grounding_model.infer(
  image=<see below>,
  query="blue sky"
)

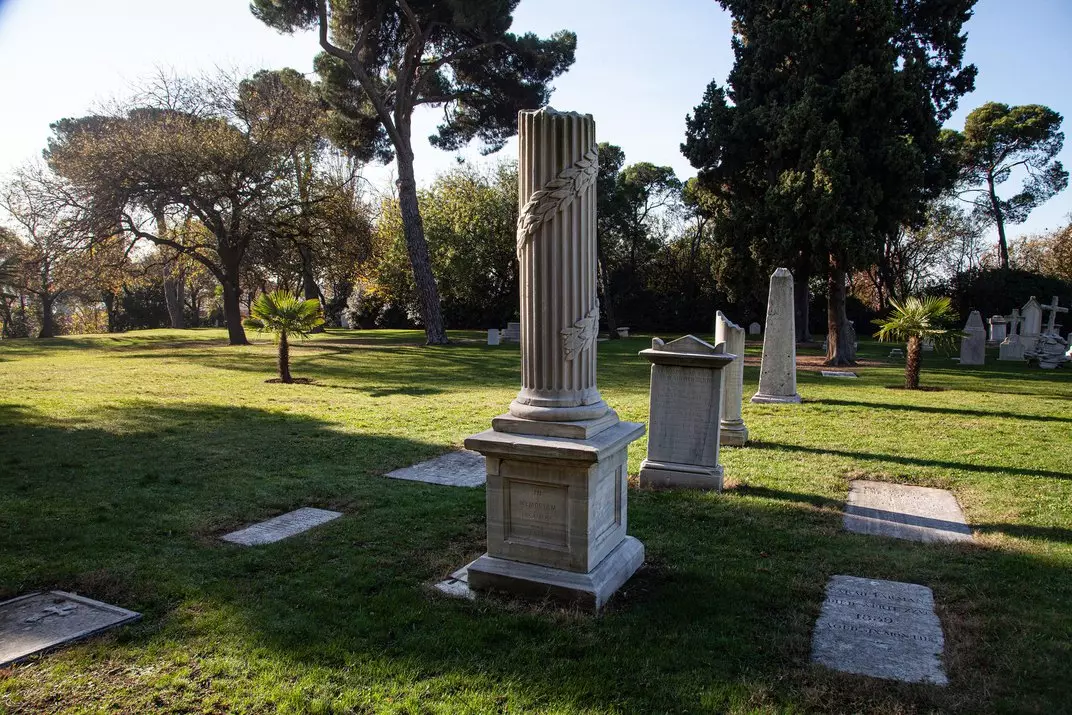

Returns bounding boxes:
[0,0,1069,241]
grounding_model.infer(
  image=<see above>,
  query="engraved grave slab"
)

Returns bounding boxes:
[221,507,343,546]
[812,575,947,685]
[844,480,972,543]
[0,591,141,667]
[385,449,486,487]
[821,370,858,378]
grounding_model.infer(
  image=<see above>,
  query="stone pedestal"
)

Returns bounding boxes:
[751,268,801,403]
[463,107,644,611]
[715,311,748,446]
[959,311,986,365]
[638,335,735,490]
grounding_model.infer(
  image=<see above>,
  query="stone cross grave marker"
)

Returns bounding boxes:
[999,309,1025,361]
[1041,295,1068,335]
[221,507,343,546]
[1,591,141,667]
[811,575,948,685]
[844,480,972,543]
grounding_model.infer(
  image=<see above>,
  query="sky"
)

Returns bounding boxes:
[0,0,1070,242]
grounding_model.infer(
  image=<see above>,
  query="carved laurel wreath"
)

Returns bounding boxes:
[515,145,599,258]
[562,301,600,361]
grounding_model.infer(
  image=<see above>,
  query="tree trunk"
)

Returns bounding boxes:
[102,291,116,333]
[221,278,248,345]
[987,174,1010,269]
[905,334,922,389]
[824,255,856,366]
[395,146,447,345]
[297,244,325,333]
[278,331,292,383]
[163,273,185,329]
[794,250,811,342]
[39,294,54,338]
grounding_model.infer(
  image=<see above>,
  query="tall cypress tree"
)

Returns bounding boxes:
[682,0,975,365]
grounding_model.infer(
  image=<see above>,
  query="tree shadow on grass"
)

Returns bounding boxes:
[809,398,1072,424]
[748,440,1072,481]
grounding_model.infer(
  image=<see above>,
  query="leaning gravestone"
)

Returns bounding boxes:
[751,268,801,403]
[844,480,972,543]
[638,335,735,489]
[958,310,986,366]
[463,107,645,611]
[1,591,141,667]
[1020,296,1043,352]
[811,575,948,685]
[715,311,749,446]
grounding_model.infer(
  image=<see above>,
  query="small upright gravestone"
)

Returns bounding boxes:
[487,328,500,346]
[959,311,986,366]
[638,335,735,489]
[988,315,1007,343]
[751,268,801,404]
[715,311,748,446]
[1020,297,1043,351]
[999,308,1025,361]
[748,322,762,336]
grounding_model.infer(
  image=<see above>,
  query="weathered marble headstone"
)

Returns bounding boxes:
[751,268,801,404]
[988,315,1007,343]
[463,108,645,610]
[386,449,486,487]
[487,328,500,346]
[958,310,986,366]
[1,591,141,667]
[638,335,735,489]
[748,322,762,336]
[844,480,972,543]
[811,575,948,685]
[1020,296,1043,351]
[999,308,1025,361]
[715,311,748,446]
[221,507,343,546]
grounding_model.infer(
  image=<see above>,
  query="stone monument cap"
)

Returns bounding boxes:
[639,334,736,369]
[525,106,593,121]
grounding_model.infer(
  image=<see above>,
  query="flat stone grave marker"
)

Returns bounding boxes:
[820,370,858,378]
[812,575,948,685]
[844,480,972,543]
[434,561,477,601]
[221,507,343,546]
[385,449,486,487]
[1,591,141,667]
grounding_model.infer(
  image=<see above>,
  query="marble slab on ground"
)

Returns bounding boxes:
[0,591,141,667]
[221,507,343,546]
[386,450,486,487]
[821,370,858,378]
[844,480,973,543]
[434,561,477,600]
[812,575,947,684]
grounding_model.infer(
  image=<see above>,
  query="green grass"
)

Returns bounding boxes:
[0,328,1070,714]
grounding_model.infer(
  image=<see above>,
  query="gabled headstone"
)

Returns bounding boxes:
[1020,297,1043,351]
[639,334,735,489]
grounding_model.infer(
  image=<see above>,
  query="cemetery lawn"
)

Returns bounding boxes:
[2,329,1071,715]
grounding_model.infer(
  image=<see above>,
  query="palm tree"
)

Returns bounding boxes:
[873,296,960,389]
[243,290,324,383]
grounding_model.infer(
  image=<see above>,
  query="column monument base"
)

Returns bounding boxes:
[719,422,749,446]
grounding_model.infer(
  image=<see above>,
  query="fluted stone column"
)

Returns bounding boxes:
[715,311,749,445]
[464,107,645,611]
[508,109,608,423]
[751,268,802,404]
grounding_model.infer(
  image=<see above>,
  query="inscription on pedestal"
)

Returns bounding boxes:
[648,366,718,467]
[506,481,569,550]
